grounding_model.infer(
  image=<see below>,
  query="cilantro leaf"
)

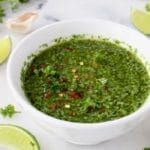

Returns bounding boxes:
[0,104,20,118]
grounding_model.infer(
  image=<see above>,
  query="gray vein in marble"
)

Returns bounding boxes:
[36,0,47,10]
[44,15,60,22]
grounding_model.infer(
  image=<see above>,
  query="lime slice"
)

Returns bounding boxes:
[0,36,12,64]
[131,7,150,34]
[0,125,40,150]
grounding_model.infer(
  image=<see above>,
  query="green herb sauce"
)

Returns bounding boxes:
[21,35,150,123]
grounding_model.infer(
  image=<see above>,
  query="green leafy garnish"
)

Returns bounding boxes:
[43,65,56,75]
[0,104,20,118]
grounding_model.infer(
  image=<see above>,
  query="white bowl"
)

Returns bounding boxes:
[7,19,150,145]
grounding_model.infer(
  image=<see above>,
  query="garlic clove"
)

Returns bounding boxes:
[6,12,39,34]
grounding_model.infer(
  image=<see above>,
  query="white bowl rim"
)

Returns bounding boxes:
[7,18,150,128]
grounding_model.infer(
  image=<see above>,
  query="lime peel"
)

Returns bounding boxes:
[0,125,40,150]
[131,7,150,35]
[0,36,12,64]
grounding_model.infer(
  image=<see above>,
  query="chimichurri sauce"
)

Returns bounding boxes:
[21,35,150,123]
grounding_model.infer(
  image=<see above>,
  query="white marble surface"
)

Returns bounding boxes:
[0,0,150,150]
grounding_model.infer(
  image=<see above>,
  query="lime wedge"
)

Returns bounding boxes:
[0,125,40,150]
[131,7,150,34]
[0,36,12,64]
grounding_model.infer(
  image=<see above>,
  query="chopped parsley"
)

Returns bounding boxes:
[21,35,150,123]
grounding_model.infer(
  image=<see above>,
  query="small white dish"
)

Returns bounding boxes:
[7,19,150,145]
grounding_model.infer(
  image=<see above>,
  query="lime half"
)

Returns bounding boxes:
[0,125,40,150]
[131,7,150,34]
[0,36,12,64]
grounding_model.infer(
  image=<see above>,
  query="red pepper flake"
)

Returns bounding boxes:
[31,66,35,72]
[64,47,73,51]
[47,80,51,84]
[70,91,83,99]
[54,64,63,70]
[103,85,109,92]
[99,107,105,113]
[44,92,51,99]
[86,85,93,90]
[49,103,58,111]
[69,112,76,116]
[40,64,45,68]
[86,106,95,113]
[60,76,68,82]
[62,87,68,92]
